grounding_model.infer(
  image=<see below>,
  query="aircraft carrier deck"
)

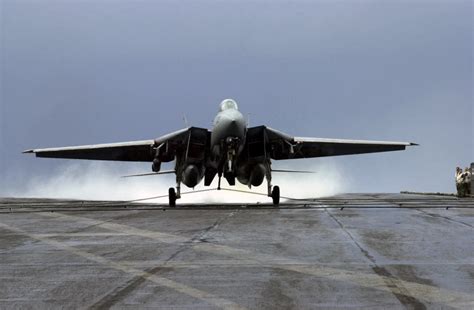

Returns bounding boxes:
[1,193,473,309]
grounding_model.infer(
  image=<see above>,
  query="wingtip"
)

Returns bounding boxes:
[22,149,34,154]
[410,143,419,146]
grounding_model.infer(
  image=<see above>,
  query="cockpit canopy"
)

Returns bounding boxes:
[219,99,239,111]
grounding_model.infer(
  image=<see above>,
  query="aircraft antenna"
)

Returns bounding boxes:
[182,114,189,127]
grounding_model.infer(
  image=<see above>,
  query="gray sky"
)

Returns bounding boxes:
[1,0,472,195]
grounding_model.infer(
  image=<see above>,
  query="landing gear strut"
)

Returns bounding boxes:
[169,172,182,207]
[266,163,280,205]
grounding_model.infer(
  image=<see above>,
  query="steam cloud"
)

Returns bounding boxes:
[1,160,350,204]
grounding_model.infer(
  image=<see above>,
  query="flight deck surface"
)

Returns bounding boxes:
[0,194,473,309]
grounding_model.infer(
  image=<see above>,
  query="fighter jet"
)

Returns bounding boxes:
[24,99,416,206]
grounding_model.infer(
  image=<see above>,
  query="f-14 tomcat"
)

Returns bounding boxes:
[24,99,416,206]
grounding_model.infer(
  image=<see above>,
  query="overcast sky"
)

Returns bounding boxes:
[1,0,472,196]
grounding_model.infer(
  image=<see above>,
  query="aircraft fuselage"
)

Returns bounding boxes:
[210,99,247,157]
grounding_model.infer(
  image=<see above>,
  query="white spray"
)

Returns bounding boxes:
[2,159,350,203]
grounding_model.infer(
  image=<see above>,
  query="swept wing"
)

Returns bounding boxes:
[23,128,192,162]
[263,126,417,160]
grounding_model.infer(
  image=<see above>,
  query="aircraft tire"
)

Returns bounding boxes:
[272,186,280,205]
[169,187,177,207]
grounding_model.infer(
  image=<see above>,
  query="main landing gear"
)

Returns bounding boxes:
[169,182,280,206]
[265,162,280,205]
[168,162,281,206]
[169,176,181,207]
[168,188,177,207]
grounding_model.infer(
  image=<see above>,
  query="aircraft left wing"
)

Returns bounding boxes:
[261,126,417,160]
[23,128,191,162]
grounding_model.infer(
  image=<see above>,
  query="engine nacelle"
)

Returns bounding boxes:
[236,163,266,187]
[182,164,204,188]
[249,163,266,186]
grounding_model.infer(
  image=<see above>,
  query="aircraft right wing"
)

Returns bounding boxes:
[23,127,194,162]
[261,126,417,160]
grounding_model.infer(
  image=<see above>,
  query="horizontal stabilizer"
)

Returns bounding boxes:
[121,170,175,178]
[271,169,316,174]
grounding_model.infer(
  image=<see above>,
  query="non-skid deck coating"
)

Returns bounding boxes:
[0,194,473,309]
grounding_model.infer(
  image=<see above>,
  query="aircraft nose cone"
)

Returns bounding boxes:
[228,118,239,130]
[222,115,237,126]
[211,110,246,147]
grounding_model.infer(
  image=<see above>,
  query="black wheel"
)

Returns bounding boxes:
[271,186,280,205]
[168,187,176,207]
